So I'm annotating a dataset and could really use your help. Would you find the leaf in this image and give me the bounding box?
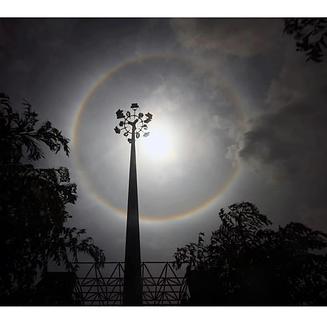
[115,109,125,119]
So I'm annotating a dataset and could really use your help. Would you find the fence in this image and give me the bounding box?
[73,261,189,305]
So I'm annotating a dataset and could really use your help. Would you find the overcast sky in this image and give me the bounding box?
[1,18,327,262]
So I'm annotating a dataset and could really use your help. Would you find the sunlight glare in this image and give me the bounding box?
[140,123,176,162]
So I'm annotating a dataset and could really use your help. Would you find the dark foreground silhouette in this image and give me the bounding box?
[174,202,327,305]
[0,94,104,305]
[284,18,327,63]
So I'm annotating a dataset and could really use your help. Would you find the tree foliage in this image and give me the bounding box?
[284,18,327,62]
[174,202,327,305]
[0,93,105,303]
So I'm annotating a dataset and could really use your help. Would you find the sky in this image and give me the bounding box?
[1,18,327,262]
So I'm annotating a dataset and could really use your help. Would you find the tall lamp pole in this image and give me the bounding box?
[114,103,153,305]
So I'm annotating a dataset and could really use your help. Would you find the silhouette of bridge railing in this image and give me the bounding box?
[73,262,189,305]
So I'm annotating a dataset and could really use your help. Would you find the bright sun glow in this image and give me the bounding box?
[140,123,176,162]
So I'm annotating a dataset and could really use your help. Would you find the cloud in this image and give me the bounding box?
[171,18,282,57]
[265,46,327,109]
[240,52,327,229]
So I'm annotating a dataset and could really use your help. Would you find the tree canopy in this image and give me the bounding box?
[0,93,105,304]
[174,202,327,305]
[284,18,327,62]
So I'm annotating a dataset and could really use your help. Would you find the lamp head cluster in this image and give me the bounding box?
[114,103,153,143]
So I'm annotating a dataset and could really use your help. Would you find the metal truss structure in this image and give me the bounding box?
[73,262,189,305]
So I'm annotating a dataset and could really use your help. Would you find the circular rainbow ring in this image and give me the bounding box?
[72,54,244,222]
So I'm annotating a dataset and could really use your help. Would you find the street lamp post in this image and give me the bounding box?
[114,103,153,305]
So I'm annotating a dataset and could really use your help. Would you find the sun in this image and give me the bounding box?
[139,122,176,163]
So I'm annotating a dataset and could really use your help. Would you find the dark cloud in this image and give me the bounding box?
[240,55,327,230]
[171,18,283,56]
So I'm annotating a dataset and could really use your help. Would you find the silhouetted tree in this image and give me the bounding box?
[174,202,327,305]
[284,18,327,62]
[0,93,105,304]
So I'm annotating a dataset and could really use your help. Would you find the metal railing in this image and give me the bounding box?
[73,262,189,305]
